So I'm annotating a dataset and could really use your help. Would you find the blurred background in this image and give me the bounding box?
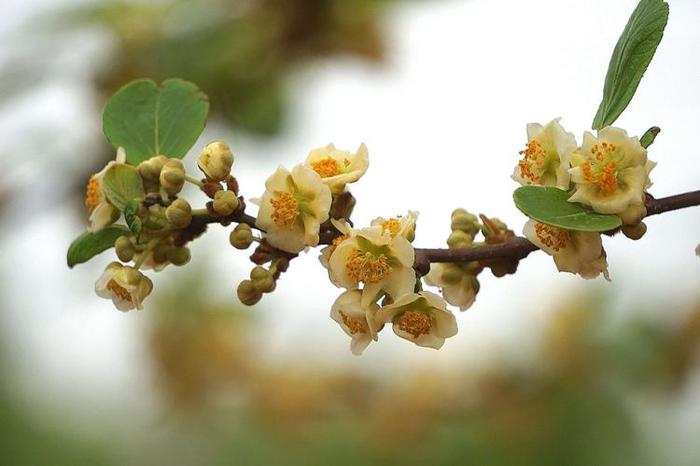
[1,0,700,464]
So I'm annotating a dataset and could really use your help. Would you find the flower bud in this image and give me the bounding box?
[621,222,647,241]
[137,155,168,183]
[250,266,276,293]
[165,198,192,229]
[198,141,234,182]
[115,236,135,262]
[152,243,171,264]
[212,190,239,216]
[439,263,464,285]
[160,159,186,195]
[229,223,254,249]
[237,280,262,306]
[167,246,191,266]
[447,230,473,249]
[451,209,480,237]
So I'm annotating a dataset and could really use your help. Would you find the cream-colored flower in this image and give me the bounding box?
[523,220,610,280]
[85,147,126,231]
[319,219,354,270]
[329,226,416,307]
[304,143,369,193]
[330,290,383,355]
[424,263,480,311]
[255,164,332,253]
[568,127,653,223]
[95,262,153,311]
[370,211,419,242]
[512,118,577,189]
[378,291,458,350]
[198,141,234,182]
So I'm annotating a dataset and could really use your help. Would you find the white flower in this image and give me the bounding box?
[304,143,369,193]
[85,147,126,231]
[424,263,479,311]
[523,220,610,280]
[254,164,332,253]
[319,219,354,270]
[330,290,383,355]
[95,262,153,311]
[512,118,577,189]
[378,291,458,350]
[370,211,419,242]
[568,127,654,223]
[328,226,416,307]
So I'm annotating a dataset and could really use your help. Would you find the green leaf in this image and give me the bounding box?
[103,165,145,211]
[592,0,669,130]
[102,78,210,164]
[640,126,661,148]
[67,226,130,268]
[513,186,622,232]
[124,200,142,236]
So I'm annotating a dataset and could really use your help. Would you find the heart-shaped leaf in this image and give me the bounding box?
[514,186,622,232]
[67,226,130,268]
[103,165,145,211]
[102,78,209,164]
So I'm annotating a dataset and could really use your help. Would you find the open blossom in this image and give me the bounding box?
[95,262,153,311]
[319,219,354,270]
[424,263,480,311]
[568,127,654,224]
[378,291,457,350]
[304,143,369,193]
[512,118,577,189]
[370,211,418,242]
[255,164,332,253]
[85,147,126,231]
[523,220,610,280]
[329,225,416,307]
[330,290,383,355]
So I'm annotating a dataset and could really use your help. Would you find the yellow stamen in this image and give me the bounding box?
[518,140,547,183]
[270,192,299,227]
[85,176,101,211]
[397,310,432,339]
[332,234,349,248]
[381,218,401,237]
[311,157,341,178]
[346,250,391,283]
[534,223,569,252]
[339,310,368,335]
[583,142,619,195]
[107,279,132,302]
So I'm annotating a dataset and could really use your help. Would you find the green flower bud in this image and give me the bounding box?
[237,280,262,306]
[165,198,192,229]
[212,190,239,216]
[115,236,135,262]
[229,223,254,249]
[167,246,191,266]
[622,222,647,241]
[439,263,464,285]
[198,141,234,182]
[250,266,276,293]
[450,209,480,237]
[447,230,473,249]
[159,159,186,195]
[152,243,170,264]
[137,155,168,183]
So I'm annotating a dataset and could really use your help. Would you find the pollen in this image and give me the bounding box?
[518,140,547,183]
[332,234,349,248]
[270,192,299,227]
[339,310,368,335]
[311,157,341,178]
[346,250,392,283]
[534,223,569,252]
[107,279,133,302]
[85,176,101,211]
[396,310,432,339]
[583,141,619,196]
[381,218,401,237]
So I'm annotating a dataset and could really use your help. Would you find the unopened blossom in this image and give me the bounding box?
[85,147,126,231]
[330,290,383,355]
[255,164,332,253]
[512,118,577,189]
[304,143,369,193]
[198,141,234,182]
[523,220,610,280]
[329,225,415,307]
[95,262,153,311]
[378,291,458,350]
[568,127,654,223]
[370,211,419,242]
[424,262,480,311]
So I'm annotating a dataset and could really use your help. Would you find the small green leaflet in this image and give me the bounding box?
[67,226,130,268]
[513,186,622,232]
[640,126,660,148]
[124,200,143,236]
[103,165,145,211]
[102,78,209,164]
[592,0,669,130]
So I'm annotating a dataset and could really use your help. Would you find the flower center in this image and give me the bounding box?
[582,142,619,195]
[534,223,569,252]
[346,250,392,283]
[311,158,341,178]
[85,176,101,211]
[381,218,401,237]
[339,310,368,335]
[396,310,432,339]
[518,140,548,183]
[270,192,299,227]
[107,279,133,302]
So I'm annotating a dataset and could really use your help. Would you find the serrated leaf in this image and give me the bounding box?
[102,78,209,164]
[514,186,622,232]
[640,126,660,148]
[67,226,130,268]
[103,164,145,211]
[124,200,142,235]
[592,0,669,130]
